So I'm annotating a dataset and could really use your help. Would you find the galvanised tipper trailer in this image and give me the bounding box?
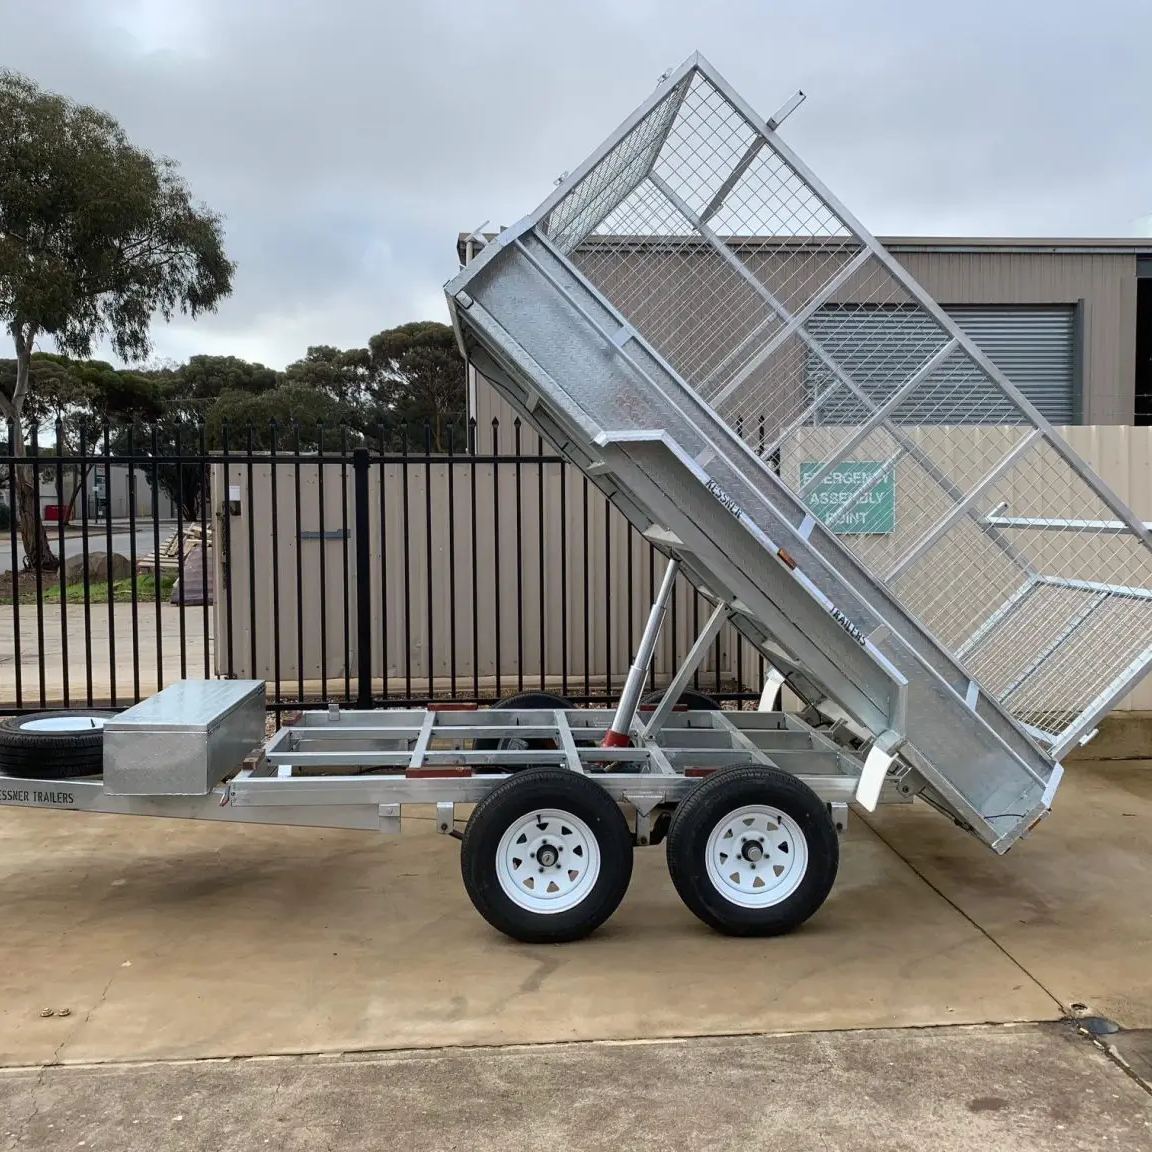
[4,54,1151,944]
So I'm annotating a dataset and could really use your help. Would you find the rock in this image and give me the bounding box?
[63,551,133,583]
[62,554,87,583]
[170,545,214,606]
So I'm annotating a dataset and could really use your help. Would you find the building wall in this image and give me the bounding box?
[5,461,177,522]
[86,463,177,520]
[470,244,1141,426]
[893,247,1137,423]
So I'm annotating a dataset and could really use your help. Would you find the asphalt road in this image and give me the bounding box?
[0,523,176,575]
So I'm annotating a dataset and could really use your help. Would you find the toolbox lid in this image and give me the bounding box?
[104,680,265,734]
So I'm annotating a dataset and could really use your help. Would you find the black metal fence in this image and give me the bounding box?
[1,419,765,716]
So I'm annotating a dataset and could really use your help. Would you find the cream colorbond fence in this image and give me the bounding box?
[212,424,1152,714]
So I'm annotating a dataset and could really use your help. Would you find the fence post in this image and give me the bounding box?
[353,447,373,708]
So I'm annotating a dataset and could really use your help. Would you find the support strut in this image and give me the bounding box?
[601,557,680,748]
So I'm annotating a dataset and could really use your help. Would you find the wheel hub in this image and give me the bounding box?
[495,808,601,914]
[20,715,108,733]
[705,804,809,909]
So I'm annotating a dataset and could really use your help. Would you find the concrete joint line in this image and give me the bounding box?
[1094,1035,1152,1099]
[856,811,1067,1018]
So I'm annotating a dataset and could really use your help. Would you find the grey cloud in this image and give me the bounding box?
[3,0,1150,367]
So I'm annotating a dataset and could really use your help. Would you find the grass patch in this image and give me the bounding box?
[0,570,178,606]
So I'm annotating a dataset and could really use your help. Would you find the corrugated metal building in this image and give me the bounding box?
[459,236,1152,428]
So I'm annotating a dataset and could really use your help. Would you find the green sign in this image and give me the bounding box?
[799,460,895,534]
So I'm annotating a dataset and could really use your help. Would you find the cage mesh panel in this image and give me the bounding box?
[542,75,690,255]
[721,335,817,452]
[891,516,1028,653]
[649,72,762,221]
[531,64,1152,734]
[655,79,853,241]
[773,356,1038,584]
[574,181,786,404]
[1005,596,1152,730]
[785,427,952,577]
[712,253,903,435]
[805,310,1031,425]
[966,583,1099,699]
[891,436,1152,732]
[808,421,1034,577]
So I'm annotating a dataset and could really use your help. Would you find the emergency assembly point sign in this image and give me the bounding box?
[799,460,895,534]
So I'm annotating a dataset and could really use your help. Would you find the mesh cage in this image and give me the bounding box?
[535,62,1152,748]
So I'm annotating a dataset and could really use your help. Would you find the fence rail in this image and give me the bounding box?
[1,418,764,717]
[5,419,1152,720]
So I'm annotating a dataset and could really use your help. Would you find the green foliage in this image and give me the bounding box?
[0,71,234,376]
[0,79,466,510]
[204,383,363,450]
[0,569,177,606]
[0,328,467,460]
[0,73,471,529]
[285,345,373,408]
[170,355,279,418]
[0,69,233,569]
[0,350,167,520]
[280,328,467,448]
[367,321,466,451]
[0,352,163,442]
[0,352,78,429]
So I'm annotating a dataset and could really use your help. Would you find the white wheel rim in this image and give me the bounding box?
[20,715,107,733]
[705,804,808,909]
[496,808,601,914]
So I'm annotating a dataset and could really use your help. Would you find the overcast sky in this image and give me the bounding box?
[4,0,1151,369]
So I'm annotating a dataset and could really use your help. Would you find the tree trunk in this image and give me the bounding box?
[8,418,60,574]
[161,462,204,521]
[6,324,59,572]
[66,463,95,522]
[183,475,202,522]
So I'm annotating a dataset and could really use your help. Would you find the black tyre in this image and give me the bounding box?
[473,691,573,754]
[666,763,838,937]
[460,767,634,943]
[641,688,721,712]
[0,712,114,779]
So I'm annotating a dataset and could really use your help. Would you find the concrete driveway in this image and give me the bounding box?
[3,1026,1150,1151]
[0,759,1150,1147]
[0,808,1058,1065]
[0,602,211,709]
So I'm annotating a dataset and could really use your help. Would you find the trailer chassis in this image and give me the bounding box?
[0,562,914,941]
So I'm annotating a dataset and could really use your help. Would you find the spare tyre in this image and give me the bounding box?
[473,691,573,754]
[0,712,114,779]
[641,689,722,712]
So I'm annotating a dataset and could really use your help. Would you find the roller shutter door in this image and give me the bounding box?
[806,305,1076,425]
[946,306,1075,423]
